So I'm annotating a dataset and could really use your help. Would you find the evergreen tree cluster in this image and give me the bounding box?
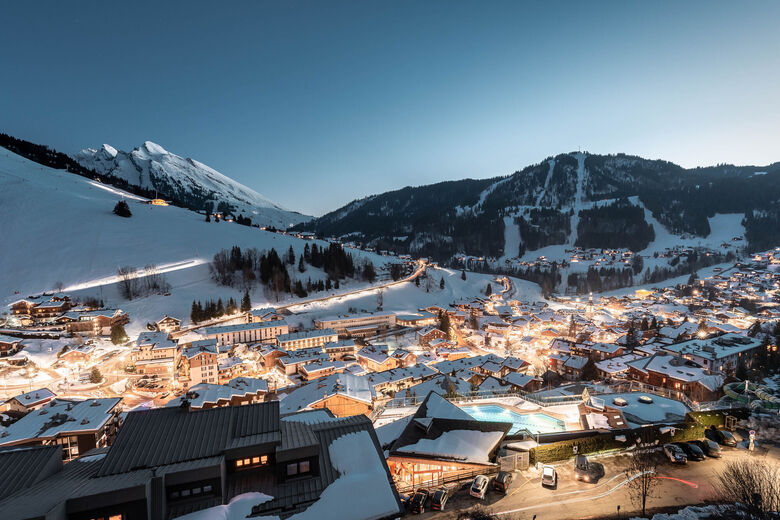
[575,198,655,251]
[567,266,634,294]
[190,297,239,323]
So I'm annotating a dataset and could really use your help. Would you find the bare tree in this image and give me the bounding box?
[714,460,780,519]
[118,266,140,300]
[624,447,661,517]
[53,280,65,292]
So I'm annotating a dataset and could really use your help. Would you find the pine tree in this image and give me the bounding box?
[190,300,200,323]
[216,298,225,316]
[334,279,340,289]
[485,283,492,296]
[440,277,445,290]
[298,255,306,273]
[415,276,420,287]
[205,213,211,222]
[113,200,132,218]
[461,270,467,281]
[241,290,251,312]
[110,324,128,345]
[287,245,296,265]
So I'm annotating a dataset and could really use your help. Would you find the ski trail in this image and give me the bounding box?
[536,159,556,206]
[501,215,521,260]
[568,153,586,246]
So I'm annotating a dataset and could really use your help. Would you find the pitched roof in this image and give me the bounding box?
[0,445,61,500]
[97,401,280,476]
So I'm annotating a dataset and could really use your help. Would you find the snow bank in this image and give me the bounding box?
[175,492,273,520]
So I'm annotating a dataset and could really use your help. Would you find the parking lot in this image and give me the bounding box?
[408,438,778,520]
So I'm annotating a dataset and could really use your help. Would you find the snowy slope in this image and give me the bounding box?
[75,141,308,228]
[0,149,390,333]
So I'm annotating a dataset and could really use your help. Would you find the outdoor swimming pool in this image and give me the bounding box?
[459,404,566,435]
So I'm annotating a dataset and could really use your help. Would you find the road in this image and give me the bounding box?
[171,261,427,337]
[413,444,777,520]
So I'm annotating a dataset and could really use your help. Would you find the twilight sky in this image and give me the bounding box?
[2,1,779,216]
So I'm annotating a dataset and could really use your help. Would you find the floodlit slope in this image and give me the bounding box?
[0,149,380,318]
[75,141,308,228]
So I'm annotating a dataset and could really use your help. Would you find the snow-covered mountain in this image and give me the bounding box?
[75,141,308,228]
[298,152,780,260]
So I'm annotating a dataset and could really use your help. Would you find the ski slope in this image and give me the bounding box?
[0,149,392,333]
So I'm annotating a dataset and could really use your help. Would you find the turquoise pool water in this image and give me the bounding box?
[460,404,565,435]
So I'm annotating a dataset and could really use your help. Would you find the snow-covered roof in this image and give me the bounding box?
[167,378,268,409]
[0,398,121,446]
[203,320,288,336]
[279,373,374,414]
[6,388,55,407]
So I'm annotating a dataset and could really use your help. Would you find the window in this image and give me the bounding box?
[299,460,310,474]
[181,489,191,497]
[203,485,213,493]
[287,463,298,476]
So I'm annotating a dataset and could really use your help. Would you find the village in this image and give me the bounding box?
[0,242,778,519]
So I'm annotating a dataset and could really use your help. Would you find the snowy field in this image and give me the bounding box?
[0,149,401,333]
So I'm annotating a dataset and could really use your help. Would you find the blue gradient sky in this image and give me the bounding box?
[2,1,779,216]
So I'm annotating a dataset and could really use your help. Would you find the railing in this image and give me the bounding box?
[382,387,584,410]
[394,466,499,495]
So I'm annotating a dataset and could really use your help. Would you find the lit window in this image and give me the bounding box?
[252,457,260,465]
[299,460,310,473]
[261,455,268,464]
[236,460,244,467]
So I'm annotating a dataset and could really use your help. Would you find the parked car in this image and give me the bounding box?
[431,488,449,511]
[706,426,737,447]
[663,443,688,464]
[674,442,705,461]
[492,471,514,494]
[409,489,429,514]
[690,439,722,458]
[573,454,592,481]
[541,465,557,488]
[470,475,489,499]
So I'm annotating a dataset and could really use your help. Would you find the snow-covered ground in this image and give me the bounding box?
[0,149,401,334]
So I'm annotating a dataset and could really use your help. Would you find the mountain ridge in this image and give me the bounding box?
[296,151,780,260]
[75,141,307,228]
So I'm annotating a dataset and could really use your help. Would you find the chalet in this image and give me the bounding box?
[156,315,181,333]
[0,334,23,356]
[322,339,357,360]
[595,353,644,379]
[276,329,338,350]
[166,377,269,410]
[2,388,56,414]
[396,312,437,327]
[391,348,417,368]
[280,373,374,417]
[298,359,348,381]
[179,344,219,385]
[0,398,122,462]
[356,345,399,373]
[58,343,95,364]
[10,297,45,315]
[367,364,439,396]
[58,309,128,336]
[387,392,511,488]
[417,326,447,348]
[203,320,289,346]
[0,402,403,520]
[30,299,71,319]
[132,331,178,376]
[436,345,471,361]
[626,354,724,401]
[246,307,285,323]
[661,333,764,374]
[502,372,542,392]
[276,347,330,376]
